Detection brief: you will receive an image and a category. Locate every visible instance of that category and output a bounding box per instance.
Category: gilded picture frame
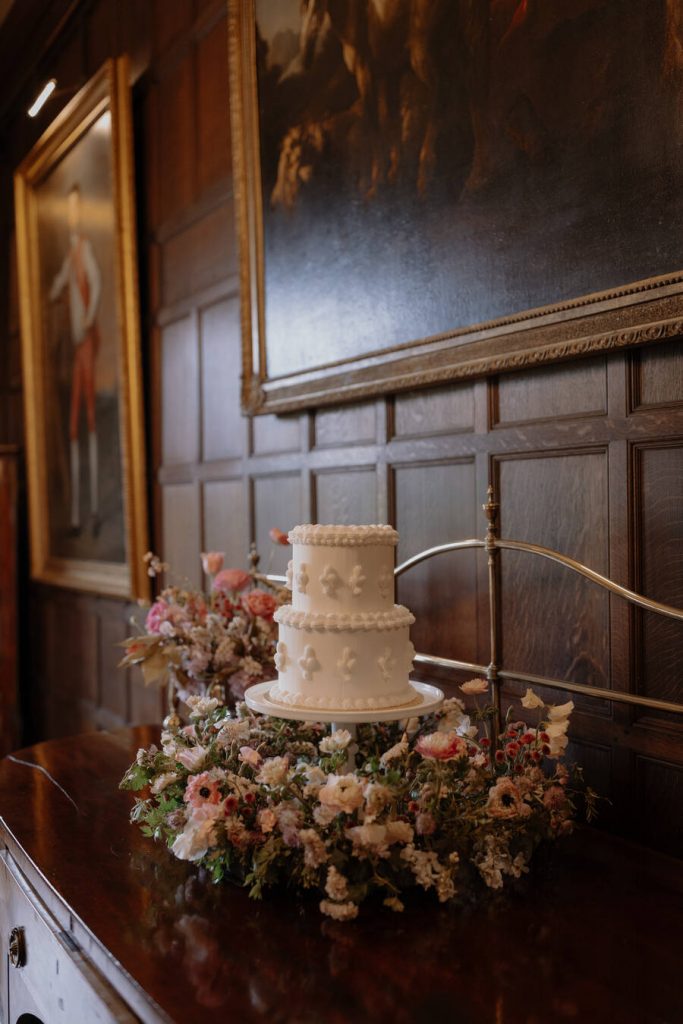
[15,57,149,600]
[229,1,683,416]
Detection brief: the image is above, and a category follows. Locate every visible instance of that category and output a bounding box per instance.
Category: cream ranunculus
[521,687,545,710]
[459,678,489,695]
[317,773,364,815]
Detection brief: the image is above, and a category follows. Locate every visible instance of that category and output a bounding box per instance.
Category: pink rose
[213,568,251,593]
[415,731,467,761]
[269,528,289,546]
[201,551,225,575]
[145,599,169,634]
[242,589,277,621]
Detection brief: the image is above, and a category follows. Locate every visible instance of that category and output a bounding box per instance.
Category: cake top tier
[288,524,398,547]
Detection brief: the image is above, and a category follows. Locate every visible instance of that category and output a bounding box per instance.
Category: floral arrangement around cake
[121,683,597,921]
[119,538,290,706]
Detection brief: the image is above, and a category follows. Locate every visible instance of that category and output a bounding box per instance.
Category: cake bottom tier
[269,621,417,712]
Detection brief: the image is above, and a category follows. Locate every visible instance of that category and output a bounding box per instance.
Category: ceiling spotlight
[27,79,57,118]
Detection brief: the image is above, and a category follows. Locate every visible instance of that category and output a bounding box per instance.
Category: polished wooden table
[0,727,680,1023]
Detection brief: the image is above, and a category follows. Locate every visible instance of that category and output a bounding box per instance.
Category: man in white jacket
[49,184,102,536]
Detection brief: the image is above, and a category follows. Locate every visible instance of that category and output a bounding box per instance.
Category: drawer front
[1,852,138,1024]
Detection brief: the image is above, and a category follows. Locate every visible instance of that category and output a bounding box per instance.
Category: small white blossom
[185,695,220,717]
[319,899,358,921]
[151,772,179,794]
[379,737,408,766]
[325,865,349,901]
[319,729,352,754]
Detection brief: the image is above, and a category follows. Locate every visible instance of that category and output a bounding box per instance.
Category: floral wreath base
[121,681,597,921]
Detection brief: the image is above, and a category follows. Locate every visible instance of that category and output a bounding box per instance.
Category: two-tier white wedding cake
[268,524,420,712]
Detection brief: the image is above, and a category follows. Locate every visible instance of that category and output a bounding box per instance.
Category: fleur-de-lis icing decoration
[348,564,366,597]
[337,646,357,682]
[296,563,309,594]
[378,565,392,600]
[319,564,341,597]
[405,641,416,673]
[298,645,320,681]
[274,641,288,672]
[286,560,294,589]
[378,647,396,682]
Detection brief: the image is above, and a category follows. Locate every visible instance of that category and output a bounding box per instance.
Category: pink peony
[242,589,278,621]
[415,731,467,761]
[201,551,225,575]
[269,527,289,546]
[213,568,251,593]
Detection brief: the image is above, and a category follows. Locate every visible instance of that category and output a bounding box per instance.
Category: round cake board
[243,680,444,724]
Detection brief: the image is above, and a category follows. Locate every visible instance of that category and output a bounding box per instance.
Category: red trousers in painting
[69,328,99,441]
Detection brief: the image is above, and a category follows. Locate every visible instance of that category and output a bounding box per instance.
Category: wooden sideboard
[0,727,680,1024]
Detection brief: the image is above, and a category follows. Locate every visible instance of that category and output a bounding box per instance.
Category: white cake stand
[245,679,444,771]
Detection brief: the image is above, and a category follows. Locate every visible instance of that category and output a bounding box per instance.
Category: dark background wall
[0,0,681,855]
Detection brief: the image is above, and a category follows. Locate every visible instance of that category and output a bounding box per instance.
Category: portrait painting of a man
[35,110,125,564]
[15,58,148,599]
[48,184,103,538]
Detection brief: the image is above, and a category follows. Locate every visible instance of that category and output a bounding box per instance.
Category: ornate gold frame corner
[14,57,150,601]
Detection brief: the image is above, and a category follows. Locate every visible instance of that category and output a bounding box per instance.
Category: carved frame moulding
[229,1,683,415]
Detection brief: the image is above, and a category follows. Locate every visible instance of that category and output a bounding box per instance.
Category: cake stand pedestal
[244,680,445,771]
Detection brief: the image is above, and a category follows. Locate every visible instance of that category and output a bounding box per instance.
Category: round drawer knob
[9,926,26,968]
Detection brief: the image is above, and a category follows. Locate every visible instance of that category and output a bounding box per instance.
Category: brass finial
[249,542,260,571]
[483,484,499,549]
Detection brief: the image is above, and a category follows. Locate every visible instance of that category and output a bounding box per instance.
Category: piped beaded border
[267,683,421,711]
[274,605,414,631]
[288,524,399,546]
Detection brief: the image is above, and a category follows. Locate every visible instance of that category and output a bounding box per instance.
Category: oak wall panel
[314,468,377,525]
[200,298,242,461]
[203,479,249,567]
[157,52,195,221]
[393,382,474,438]
[154,0,194,54]
[251,413,302,455]
[635,442,683,718]
[635,341,683,408]
[196,16,231,192]
[494,357,607,426]
[253,473,302,575]
[394,460,478,665]
[161,316,199,466]
[98,609,129,722]
[634,756,683,855]
[314,402,376,448]
[497,451,610,708]
[162,202,235,307]
[162,483,202,586]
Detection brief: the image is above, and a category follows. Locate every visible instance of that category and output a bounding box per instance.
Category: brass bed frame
[269,486,683,732]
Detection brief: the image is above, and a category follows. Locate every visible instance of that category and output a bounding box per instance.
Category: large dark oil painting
[233,1,683,410]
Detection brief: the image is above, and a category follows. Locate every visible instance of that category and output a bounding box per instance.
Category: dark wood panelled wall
[0,1,681,854]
